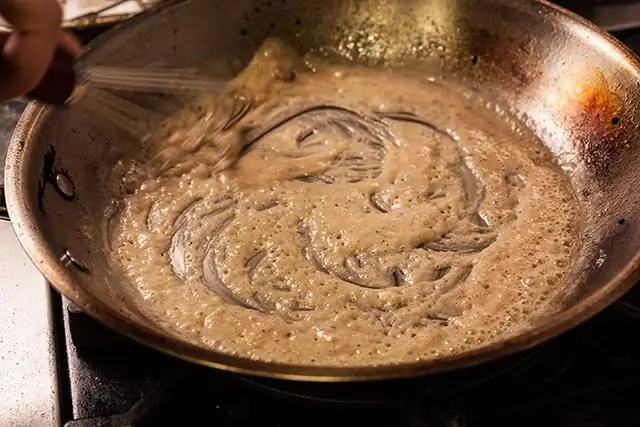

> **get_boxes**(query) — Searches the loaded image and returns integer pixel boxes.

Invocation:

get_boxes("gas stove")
[2,3,640,426]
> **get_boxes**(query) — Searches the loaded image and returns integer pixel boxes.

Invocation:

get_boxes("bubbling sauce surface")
[111,39,581,367]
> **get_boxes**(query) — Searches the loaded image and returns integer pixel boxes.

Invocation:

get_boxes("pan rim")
[4,0,640,382]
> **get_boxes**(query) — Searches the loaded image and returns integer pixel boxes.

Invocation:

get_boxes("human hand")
[0,0,82,102]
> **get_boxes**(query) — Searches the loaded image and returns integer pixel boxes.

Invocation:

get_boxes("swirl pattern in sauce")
[111,40,581,367]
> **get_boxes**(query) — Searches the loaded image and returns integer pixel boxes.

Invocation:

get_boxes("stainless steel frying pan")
[2,0,640,382]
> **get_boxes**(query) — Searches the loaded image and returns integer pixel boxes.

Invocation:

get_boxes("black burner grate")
[58,286,640,427]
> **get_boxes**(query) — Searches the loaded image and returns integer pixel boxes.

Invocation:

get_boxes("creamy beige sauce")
[111,39,581,367]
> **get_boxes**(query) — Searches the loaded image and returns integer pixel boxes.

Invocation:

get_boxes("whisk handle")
[0,33,77,106]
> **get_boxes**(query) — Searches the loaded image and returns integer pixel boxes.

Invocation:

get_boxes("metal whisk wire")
[71,66,229,139]
[83,66,226,95]
[76,88,161,139]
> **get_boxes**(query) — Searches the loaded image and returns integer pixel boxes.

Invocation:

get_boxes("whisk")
[15,39,226,138]
[77,65,226,99]
[73,65,228,138]
[20,36,225,100]
[13,41,259,176]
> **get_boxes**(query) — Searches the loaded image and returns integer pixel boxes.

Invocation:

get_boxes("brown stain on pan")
[564,70,625,179]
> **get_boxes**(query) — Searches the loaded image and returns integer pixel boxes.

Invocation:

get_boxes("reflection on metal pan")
[3,0,640,381]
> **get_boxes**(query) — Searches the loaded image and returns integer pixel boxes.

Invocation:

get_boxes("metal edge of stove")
[61,0,164,30]
[0,0,163,31]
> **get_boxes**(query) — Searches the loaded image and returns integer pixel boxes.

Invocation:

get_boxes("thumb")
[0,0,63,101]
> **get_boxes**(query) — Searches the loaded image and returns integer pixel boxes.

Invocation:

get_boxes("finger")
[58,30,83,56]
[0,0,62,31]
[0,32,57,100]
[0,0,63,100]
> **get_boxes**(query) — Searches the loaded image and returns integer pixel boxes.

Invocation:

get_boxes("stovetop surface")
[3,4,640,426]
[57,289,640,427]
